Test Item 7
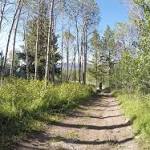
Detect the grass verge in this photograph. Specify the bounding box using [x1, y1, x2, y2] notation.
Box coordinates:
[115, 91, 150, 149]
[0, 79, 93, 149]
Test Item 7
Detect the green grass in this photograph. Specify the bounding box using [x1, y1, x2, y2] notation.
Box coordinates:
[116, 92, 150, 149]
[0, 79, 93, 149]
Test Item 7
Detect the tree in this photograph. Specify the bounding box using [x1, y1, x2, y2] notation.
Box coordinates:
[63, 30, 75, 81]
[89, 30, 105, 88]
[1, 0, 23, 83]
[102, 26, 116, 88]
[0, 0, 7, 32]
[34, 0, 41, 80]
[10, 3, 23, 76]
[63, 0, 100, 84]
[0, 0, 101, 86]
[63, 0, 82, 82]
[111, 0, 150, 93]
[21, 1, 60, 80]
[80, 0, 100, 84]
[24, 24, 29, 79]
[45, 0, 55, 86]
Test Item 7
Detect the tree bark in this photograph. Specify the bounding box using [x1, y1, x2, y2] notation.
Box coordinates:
[66, 40, 69, 81]
[61, 16, 64, 82]
[45, 0, 54, 86]
[95, 48, 98, 88]
[0, 0, 7, 32]
[35, 9, 40, 80]
[51, 16, 55, 83]
[108, 49, 111, 88]
[24, 28, 29, 80]
[83, 26, 88, 85]
[75, 17, 81, 83]
[80, 37, 84, 83]
[10, 5, 23, 76]
[73, 46, 76, 81]
[2, 0, 22, 77]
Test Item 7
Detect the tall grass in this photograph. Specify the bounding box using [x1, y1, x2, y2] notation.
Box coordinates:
[0, 79, 93, 148]
[116, 92, 150, 148]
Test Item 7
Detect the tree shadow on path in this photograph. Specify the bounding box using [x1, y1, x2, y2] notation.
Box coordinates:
[48, 120, 132, 130]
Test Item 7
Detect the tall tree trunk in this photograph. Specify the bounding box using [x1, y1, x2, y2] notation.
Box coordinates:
[66, 42, 69, 81]
[0, 52, 2, 65]
[66, 25, 70, 82]
[45, 0, 54, 86]
[0, 0, 7, 32]
[73, 46, 76, 81]
[80, 37, 84, 83]
[68, 48, 77, 81]
[10, 5, 22, 76]
[108, 49, 111, 88]
[79, 52, 82, 83]
[96, 49, 98, 88]
[24, 28, 29, 80]
[83, 27, 88, 85]
[75, 17, 81, 83]
[61, 16, 64, 82]
[35, 16, 40, 80]
[2, 0, 22, 79]
[51, 16, 55, 83]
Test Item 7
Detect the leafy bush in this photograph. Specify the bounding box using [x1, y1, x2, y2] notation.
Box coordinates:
[0, 79, 93, 148]
[112, 51, 150, 94]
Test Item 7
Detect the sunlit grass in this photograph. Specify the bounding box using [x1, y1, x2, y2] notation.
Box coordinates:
[116, 92, 150, 148]
[0, 79, 93, 148]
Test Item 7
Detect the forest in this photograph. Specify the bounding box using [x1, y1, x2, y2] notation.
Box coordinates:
[0, 0, 150, 149]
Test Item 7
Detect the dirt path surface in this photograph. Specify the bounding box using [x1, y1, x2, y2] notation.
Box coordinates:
[15, 96, 139, 150]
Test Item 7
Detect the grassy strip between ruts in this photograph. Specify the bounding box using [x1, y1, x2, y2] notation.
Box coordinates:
[0, 79, 94, 149]
[114, 91, 150, 149]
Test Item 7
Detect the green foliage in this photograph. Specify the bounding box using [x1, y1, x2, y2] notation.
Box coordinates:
[112, 51, 150, 93]
[111, 1, 150, 94]
[24, 16, 60, 79]
[135, 0, 150, 54]
[112, 52, 137, 90]
[18, 1, 61, 79]
[0, 79, 93, 148]
[117, 92, 150, 148]
[101, 26, 116, 88]
[89, 30, 105, 86]
[103, 26, 115, 52]
[113, 2, 150, 147]
[89, 27, 116, 88]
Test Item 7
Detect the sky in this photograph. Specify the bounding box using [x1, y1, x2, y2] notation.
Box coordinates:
[97, 0, 129, 34]
[0, 0, 129, 53]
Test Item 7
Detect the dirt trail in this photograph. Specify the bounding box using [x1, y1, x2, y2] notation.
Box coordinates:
[15, 96, 139, 150]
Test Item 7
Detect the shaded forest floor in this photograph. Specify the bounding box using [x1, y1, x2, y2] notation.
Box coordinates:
[14, 95, 139, 150]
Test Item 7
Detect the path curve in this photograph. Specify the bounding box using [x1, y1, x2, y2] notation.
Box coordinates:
[15, 96, 139, 150]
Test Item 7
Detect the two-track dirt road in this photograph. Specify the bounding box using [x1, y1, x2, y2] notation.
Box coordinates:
[15, 96, 139, 150]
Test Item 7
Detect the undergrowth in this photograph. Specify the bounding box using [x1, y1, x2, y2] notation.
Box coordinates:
[0, 79, 93, 149]
[116, 92, 150, 149]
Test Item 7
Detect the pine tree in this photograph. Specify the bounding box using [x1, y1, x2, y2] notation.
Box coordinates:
[19, 1, 61, 80]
